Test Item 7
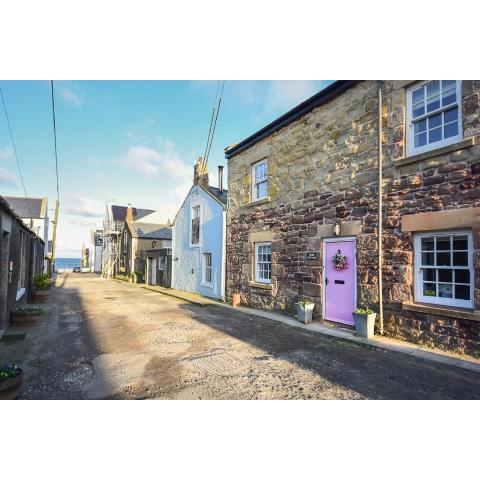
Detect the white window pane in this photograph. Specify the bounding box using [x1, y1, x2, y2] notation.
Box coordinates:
[423, 283, 436, 296]
[444, 121, 458, 139]
[415, 132, 427, 147]
[455, 284, 470, 300]
[442, 80, 457, 106]
[426, 81, 440, 112]
[436, 251, 451, 266]
[453, 236, 468, 250]
[444, 106, 458, 124]
[438, 283, 453, 298]
[423, 269, 436, 282]
[412, 88, 425, 118]
[436, 237, 451, 251]
[422, 237, 434, 251]
[438, 269, 452, 282]
[422, 251, 434, 265]
[414, 119, 427, 134]
[455, 270, 470, 283]
[429, 127, 442, 143]
[428, 113, 442, 129]
[453, 251, 468, 266]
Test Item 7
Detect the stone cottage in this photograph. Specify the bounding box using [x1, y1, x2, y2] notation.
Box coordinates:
[225, 80, 480, 356]
[0, 195, 45, 335]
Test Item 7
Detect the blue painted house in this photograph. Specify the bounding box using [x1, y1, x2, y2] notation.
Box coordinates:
[171, 157, 227, 300]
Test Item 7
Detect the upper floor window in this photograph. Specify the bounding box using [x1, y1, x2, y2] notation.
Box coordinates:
[407, 80, 462, 156]
[414, 231, 473, 309]
[191, 205, 200, 245]
[252, 159, 268, 202]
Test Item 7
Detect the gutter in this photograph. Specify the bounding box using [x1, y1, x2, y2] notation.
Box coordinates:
[225, 80, 360, 159]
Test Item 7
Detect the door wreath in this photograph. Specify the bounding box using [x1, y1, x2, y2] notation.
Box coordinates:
[332, 249, 348, 271]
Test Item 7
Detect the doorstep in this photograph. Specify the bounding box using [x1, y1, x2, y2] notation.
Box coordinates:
[211, 303, 480, 374]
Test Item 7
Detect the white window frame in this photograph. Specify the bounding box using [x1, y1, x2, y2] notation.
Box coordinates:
[406, 80, 463, 157]
[414, 230, 474, 309]
[202, 252, 213, 286]
[251, 159, 268, 202]
[255, 242, 272, 284]
[190, 204, 201, 247]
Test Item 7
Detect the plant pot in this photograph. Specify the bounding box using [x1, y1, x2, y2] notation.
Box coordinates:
[295, 303, 315, 324]
[11, 309, 43, 325]
[232, 293, 241, 308]
[34, 289, 50, 297]
[353, 312, 377, 339]
[0, 370, 23, 400]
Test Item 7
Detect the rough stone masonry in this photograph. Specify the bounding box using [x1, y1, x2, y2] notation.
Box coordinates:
[226, 80, 480, 356]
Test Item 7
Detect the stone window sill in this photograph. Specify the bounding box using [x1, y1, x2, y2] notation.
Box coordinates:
[248, 281, 273, 290]
[246, 197, 271, 208]
[395, 136, 476, 168]
[402, 301, 480, 323]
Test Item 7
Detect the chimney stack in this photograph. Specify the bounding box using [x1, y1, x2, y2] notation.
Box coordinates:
[125, 204, 134, 223]
[193, 156, 209, 188]
[218, 165, 224, 193]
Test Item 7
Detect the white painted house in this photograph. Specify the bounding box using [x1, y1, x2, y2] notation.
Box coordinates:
[172, 157, 227, 301]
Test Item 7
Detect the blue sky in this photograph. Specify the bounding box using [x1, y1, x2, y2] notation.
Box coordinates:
[0, 80, 331, 257]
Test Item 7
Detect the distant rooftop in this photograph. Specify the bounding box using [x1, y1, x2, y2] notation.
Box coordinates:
[110, 205, 155, 222]
[127, 221, 172, 240]
[3, 196, 48, 219]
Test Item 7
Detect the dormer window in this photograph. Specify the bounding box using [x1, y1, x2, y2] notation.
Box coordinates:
[406, 80, 462, 156]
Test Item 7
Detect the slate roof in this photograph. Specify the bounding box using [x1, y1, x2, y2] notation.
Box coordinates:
[110, 205, 155, 222]
[127, 221, 172, 240]
[207, 186, 228, 205]
[0, 196, 45, 242]
[225, 80, 359, 159]
[3, 196, 48, 219]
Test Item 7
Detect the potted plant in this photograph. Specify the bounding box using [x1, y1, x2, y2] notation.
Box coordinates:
[33, 273, 51, 300]
[352, 306, 377, 339]
[295, 298, 315, 324]
[0, 364, 23, 400]
[11, 305, 43, 325]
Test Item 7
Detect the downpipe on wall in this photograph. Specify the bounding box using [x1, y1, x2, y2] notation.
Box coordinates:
[377, 80, 384, 335]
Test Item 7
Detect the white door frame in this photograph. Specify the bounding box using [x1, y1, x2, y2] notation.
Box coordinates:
[151, 257, 157, 285]
[322, 236, 357, 321]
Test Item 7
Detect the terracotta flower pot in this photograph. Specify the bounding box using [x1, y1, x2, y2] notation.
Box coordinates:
[0, 370, 23, 400]
[232, 293, 241, 307]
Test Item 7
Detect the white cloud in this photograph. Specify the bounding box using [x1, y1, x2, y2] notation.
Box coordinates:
[57, 82, 85, 107]
[0, 145, 14, 161]
[64, 193, 104, 218]
[0, 167, 18, 187]
[265, 81, 322, 111]
[121, 142, 192, 180]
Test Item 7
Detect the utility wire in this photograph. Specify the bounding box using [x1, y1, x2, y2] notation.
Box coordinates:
[202, 81, 221, 162]
[204, 80, 225, 166]
[51, 81, 60, 202]
[0, 85, 33, 224]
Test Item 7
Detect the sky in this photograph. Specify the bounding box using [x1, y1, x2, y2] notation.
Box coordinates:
[0, 80, 331, 257]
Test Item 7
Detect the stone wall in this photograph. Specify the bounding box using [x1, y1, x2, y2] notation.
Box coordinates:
[226, 80, 480, 356]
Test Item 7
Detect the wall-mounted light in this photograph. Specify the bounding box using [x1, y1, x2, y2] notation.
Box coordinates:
[333, 222, 341, 236]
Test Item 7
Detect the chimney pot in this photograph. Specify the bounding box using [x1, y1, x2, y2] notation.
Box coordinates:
[218, 165, 224, 193]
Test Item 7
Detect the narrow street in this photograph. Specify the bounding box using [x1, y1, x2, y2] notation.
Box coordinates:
[1, 273, 479, 400]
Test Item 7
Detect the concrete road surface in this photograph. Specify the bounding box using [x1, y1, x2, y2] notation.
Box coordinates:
[1, 273, 479, 399]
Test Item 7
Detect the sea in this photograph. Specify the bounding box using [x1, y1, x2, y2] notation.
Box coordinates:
[55, 258, 81, 270]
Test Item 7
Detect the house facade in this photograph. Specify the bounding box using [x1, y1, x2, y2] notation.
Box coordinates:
[172, 157, 227, 300]
[119, 211, 172, 281]
[4, 196, 49, 270]
[102, 203, 155, 277]
[226, 80, 480, 356]
[0, 196, 45, 335]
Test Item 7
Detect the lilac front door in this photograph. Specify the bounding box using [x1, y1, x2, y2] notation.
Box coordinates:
[324, 240, 356, 325]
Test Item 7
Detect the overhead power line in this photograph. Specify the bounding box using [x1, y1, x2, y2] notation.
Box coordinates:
[51, 80, 60, 202]
[0, 85, 33, 225]
[203, 80, 225, 166]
